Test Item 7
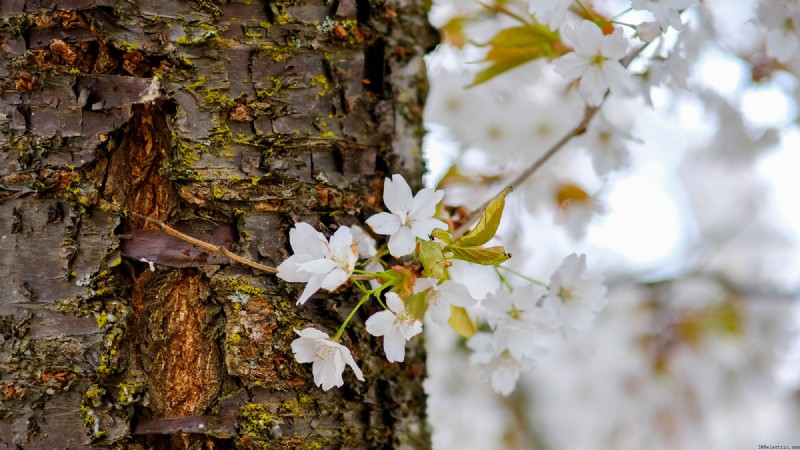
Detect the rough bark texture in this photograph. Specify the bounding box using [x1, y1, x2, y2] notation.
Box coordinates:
[0, 1, 437, 448]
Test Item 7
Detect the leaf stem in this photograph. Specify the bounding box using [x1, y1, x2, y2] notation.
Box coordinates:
[496, 264, 548, 287]
[333, 292, 372, 342]
[494, 266, 514, 292]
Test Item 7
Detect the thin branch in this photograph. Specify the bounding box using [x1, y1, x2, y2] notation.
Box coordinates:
[452, 106, 596, 239]
[130, 211, 279, 274]
[107, 204, 374, 280]
[452, 43, 648, 240]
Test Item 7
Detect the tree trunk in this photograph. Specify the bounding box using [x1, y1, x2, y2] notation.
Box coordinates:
[0, 1, 436, 448]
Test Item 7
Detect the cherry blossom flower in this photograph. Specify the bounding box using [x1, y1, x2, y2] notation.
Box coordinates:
[572, 114, 634, 176]
[366, 174, 447, 257]
[542, 254, 608, 332]
[632, 0, 696, 31]
[636, 21, 663, 42]
[413, 278, 476, 324]
[291, 327, 364, 391]
[528, 0, 572, 30]
[467, 332, 535, 396]
[552, 182, 605, 240]
[351, 225, 384, 288]
[483, 285, 558, 360]
[554, 21, 636, 106]
[277, 223, 358, 305]
[365, 292, 423, 362]
[758, 0, 800, 63]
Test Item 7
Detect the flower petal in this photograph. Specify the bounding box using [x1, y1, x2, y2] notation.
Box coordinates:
[385, 292, 406, 315]
[294, 327, 329, 340]
[411, 217, 447, 240]
[320, 268, 349, 291]
[427, 300, 450, 324]
[383, 174, 414, 215]
[290, 223, 328, 259]
[341, 347, 365, 381]
[410, 188, 444, 220]
[277, 254, 314, 282]
[387, 226, 416, 257]
[439, 280, 476, 307]
[365, 310, 396, 337]
[291, 337, 317, 363]
[413, 277, 438, 294]
[297, 258, 337, 274]
[297, 274, 323, 305]
[328, 226, 354, 258]
[382, 329, 407, 363]
[553, 53, 590, 81]
[366, 212, 402, 235]
[400, 320, 423, 340]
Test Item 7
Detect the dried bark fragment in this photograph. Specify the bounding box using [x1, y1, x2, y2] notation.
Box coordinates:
[132, 270, 222, 417]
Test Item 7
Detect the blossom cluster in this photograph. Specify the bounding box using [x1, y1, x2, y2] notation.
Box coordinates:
[277, 174, 608, 395]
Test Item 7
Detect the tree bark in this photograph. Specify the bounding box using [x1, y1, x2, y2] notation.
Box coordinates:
[0, 1, 437, 448]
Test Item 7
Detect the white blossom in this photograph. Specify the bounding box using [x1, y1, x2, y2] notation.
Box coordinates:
[413, 278, 476, 324]
[759, 0, 800, 63]
[291, 327, 364, 391]
[483, 285, 557, 360]
[573, 114, 634, 176]
[467, 332, 534, 396]
[365, 292, 423, 362]
[351, 225, 378, 259]
[277, 223, 358, 305]
[636, 21, 663, 42]
[528, 0, 572, 30]
[632, 0, 696, 31]
[554, 21, 636, 106]
[542, 254, 607, 331]
[552, 182, 605, 240]
[366, 174, 447, 257]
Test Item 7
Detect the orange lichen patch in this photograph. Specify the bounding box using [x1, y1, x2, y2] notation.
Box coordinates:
[254, 201, 281, 211]
[555, 182, 591, 209]
[342, 194, 357, 210]
[49, 39, 77, 65]
[315, 186, 330, 207]
[41, 371, 74, 383]
[2, 383, 24, 399]
[231, 104, 252, 121]
[287, 378, 306, 388]
[15, 71, 36, 92]
[122, 51, 151, 76]
[332, 24, 348, 39]
[3, 172, 32, 184]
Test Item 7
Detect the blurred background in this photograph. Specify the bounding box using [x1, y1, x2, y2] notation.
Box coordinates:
[421, 1, 800, 449]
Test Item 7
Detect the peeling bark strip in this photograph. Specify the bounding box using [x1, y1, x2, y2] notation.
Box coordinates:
[132, 270, 222, 417]
[1, 0, 436, 448]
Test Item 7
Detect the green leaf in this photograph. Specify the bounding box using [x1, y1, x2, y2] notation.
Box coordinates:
[448, 306, 476, 338]
[419, 240, 447, 279]
[430, 228, 453, 245]
[455, 187, 511, 248]
[470, 25, 561, 87]
[405, 291, 428, 323]
[471, 56, 536, 88]
[447, 245, 510, 266]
